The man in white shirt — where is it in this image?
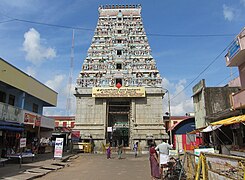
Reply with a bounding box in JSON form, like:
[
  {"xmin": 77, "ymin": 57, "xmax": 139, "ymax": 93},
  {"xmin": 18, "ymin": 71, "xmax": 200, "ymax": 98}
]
[{"xmin": 155, "ymin": 139, "xmax": 173, "ymax": 177}]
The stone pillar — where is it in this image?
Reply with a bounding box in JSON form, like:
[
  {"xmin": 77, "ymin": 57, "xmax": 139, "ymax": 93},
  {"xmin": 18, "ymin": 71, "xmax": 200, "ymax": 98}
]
[
  {"xmin": 132, "ymin": 99, "xmax": 136, "ymax": 123},
  {"xmin": 102, "ymin": 99, "xmax": 107, "ymax": 140},
  {"xmin": 130, "ymin": 99, "xmax": 136, "ymax": 148}
]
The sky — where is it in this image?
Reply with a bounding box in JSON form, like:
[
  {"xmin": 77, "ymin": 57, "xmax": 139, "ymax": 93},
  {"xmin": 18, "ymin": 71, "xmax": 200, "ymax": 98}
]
[{"xmin": 0, "ymin": 0, "xmax": 244, "ymax": 116}]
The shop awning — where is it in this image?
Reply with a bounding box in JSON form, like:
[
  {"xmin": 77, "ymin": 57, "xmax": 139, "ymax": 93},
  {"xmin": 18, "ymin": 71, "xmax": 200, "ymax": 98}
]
[
  {"xmin": 211, "ymin": 115, "xmax": 245, "ymax": 126},
  {"xmin": 201, "ymin": 125, "xmax": 223, "ymax": 133},
  {"xmin": 0, "ymin": 126, "xmax": 24, "ymax": 132},
  {"xmin": 188, "ymin": 127, "xmax": 206, "ymax": 134},
  {"xmin": 168, "ymin": 121, "xmax": 181, "ymax": 132},
  {"xmin": 0, "ymin": 121, "xmax": 24, "ymax": 132}
]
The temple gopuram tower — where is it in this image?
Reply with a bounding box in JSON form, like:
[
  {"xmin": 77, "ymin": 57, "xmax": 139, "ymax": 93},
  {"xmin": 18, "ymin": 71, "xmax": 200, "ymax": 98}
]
[{"xmin": 74, "ymin": 4, "xmax": 168, "ymax": 151}]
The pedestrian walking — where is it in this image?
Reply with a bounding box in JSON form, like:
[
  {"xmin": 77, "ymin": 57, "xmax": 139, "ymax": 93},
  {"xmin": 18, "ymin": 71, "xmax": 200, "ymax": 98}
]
[
  {"xmin": 133, "ymin": 142, "xmax": 138, "ymax": 158},
  {"xmin": 51, "ymin": 138, "xmax": 55, "ymax": 153},
  {"xmin": 117, "ymin": 144, "xmax": 123, "ymax": 159},
  {"xmin": 106, "ymin": 144, "xmax": 111, "ymax": 159},
  {"xmin": 155, "ymin": 139, "xmax": 173, "ymax": 178},
  {"xmin": 149, "ymin": 143, "xmax": 160, "ymax": 180}
]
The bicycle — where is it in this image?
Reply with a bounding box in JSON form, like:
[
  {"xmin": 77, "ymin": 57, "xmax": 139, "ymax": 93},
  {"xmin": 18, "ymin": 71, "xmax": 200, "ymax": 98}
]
[{"xmin": 163, "ymin": 157, "xmax": 186, "ymax": 180}]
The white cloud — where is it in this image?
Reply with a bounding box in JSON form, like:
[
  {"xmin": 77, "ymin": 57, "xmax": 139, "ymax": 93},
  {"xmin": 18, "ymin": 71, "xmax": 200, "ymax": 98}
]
[
  {"xmin": 26, "ymin": 66, "xmax": 36, "ymax": 77},
  {"xmin": 43, "ymin": 75, "xmax": 76, "ymax": 116},
  {"xmin": 45, "ymin": 75, "xmax": 65, "ymax": 92},
  {"xmin": 223, "ymin": 4, "xmax": 235, "ymax": 21},
  {"xmin": 162, "ymin": 78, "xmax": 193, "ymax": 116},
  {"xmin": 23, "ymin": 28, "xmax": 56, "ymax": 65}
]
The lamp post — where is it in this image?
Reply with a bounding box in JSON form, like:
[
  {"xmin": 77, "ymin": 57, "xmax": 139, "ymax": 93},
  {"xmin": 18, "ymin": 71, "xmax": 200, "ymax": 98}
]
[{"xmin": 163, "ymin": 89, "xmax": 172, "ymax": 145}]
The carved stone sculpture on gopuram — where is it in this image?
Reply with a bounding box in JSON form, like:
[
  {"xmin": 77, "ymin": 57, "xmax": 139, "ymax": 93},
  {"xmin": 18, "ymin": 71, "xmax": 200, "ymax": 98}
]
[
  {"xmin": 74, "ymin": 4, "xmax": 167, "ymax": 151},
  {"xmin": 76, "ymin": 4, "xmax": 162, "ymax": 88}
]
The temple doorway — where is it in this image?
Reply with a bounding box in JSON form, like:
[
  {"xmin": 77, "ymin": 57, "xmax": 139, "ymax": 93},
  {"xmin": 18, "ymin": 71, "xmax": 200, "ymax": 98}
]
[{"xmin": 107, "ymin": 100, "xmax": 130, "ymax": 147}]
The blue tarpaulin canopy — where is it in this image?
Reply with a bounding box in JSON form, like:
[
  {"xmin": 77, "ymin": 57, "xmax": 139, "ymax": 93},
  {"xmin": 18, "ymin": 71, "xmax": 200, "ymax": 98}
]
[{"xmin": 0, "ymin": 121, "xmax": 24, "ymax": 132}]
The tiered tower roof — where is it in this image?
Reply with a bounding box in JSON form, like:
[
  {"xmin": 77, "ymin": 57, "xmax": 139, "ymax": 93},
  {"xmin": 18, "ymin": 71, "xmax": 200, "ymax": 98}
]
[{"xmin": 76, "ymin": 4, "xmax": 162, "ymax": 88}]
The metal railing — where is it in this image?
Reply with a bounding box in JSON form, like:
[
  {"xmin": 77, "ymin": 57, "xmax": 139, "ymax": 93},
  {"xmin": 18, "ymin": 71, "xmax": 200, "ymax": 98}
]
[{"xmin": 181, "ymin": 151, "xmax": 245, "ymax": 180}]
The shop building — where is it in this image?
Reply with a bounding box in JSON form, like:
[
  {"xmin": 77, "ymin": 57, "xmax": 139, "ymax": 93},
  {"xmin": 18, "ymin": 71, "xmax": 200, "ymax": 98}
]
[
  {"xmin": 48, "ymin": 116, "xmax": 75, "ymax": 150},
  {"xmin": 164, "ymin": 115, "xmax": 196, "ymax": 146},
  {"xmin": 168, "ymin": 116, "xmax": 202, "ymax": 151},
  {"xmin": 0, "ymin": 58, "xmax": 57, "ymax": 156},
  {"xmin": 191, "ymin": 28, "xmax": 245, "ymax": 156},
  {"xmin": 74, "ymin": 4, "xmax": 167, "ymax": 151}
]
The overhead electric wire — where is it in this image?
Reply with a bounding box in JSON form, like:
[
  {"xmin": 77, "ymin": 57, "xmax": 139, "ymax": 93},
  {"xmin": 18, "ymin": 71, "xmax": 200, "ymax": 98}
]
[
  {"xmin": 0, "ymin": 11, "xmax": 238, "ymax": 100},
  {"xmin": 216, "ymin": 70, "xmax": 238, "ymax": 86},
  {"xmin": 13, "ymin": 18, "xmax": 95, "ymax": 31},
  {"xmin": 0, "ymin": 19, "xmax": 15, "ymax": 24},
  {"xmin": 170, "ymin": 40, "xmax": 234, "ymax": 101},
  {"xmin": 0, "ymin": 11, "xmax": 94, "ymax": 31},
  {"xmin": 147, "ymin": 33, "xmax": 235, "ymax": 37},
  {"xmin": 0, "ymin": 11, "xmax": 236, "ymax": 37}
]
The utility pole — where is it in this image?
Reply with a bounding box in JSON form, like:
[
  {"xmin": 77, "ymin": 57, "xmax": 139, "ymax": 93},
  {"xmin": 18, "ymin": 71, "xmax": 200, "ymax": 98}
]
[
  {"xmin": 66, "ymin": 29, "xmax": 75, "ymax": 116},
  {"xmin": 163, "ymin": 89, "xmax": 172, "ymax": 144},
  {"xmin": 167, "ymin": 90, "xmax": 172, "ymax": 145}
]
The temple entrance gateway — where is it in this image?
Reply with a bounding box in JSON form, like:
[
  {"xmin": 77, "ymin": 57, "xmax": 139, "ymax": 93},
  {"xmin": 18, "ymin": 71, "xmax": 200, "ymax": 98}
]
[
  {"xmin": 107, "ymin": 101, "xmax": 130, "ymax": 147},
  {"xmin": 74, "ymin": 5, "xmax": 168, "ymax": 152}
]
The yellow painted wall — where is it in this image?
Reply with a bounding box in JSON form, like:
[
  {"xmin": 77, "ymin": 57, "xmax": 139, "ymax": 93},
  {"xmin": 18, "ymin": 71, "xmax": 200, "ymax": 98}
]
[{"xmin": 0, "ymin": 58, "xmax": 57, "ymax": 106}]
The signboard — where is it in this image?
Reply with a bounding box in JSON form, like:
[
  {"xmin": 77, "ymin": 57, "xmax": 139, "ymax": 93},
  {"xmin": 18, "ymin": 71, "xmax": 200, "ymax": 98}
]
[
  {"xmin": 24, "ymin": 112, "xmax": 41, "ymax": 127},
  {"xmin": 113, "ymin": 122, "xmax": 129, "ymax": 128},
  {"xmin": 41, "ymin": 116, "xmax": 55, "ymax": 129},
  {"xmin": 71, "ymin": 131, "xmax": 80, "ymax": 142},
  {"xmin": 169, "ymin": 149, "xmax": 178, "ymax": 156},
  {"xmin": 54, "ymin": 138, "xmax": 64, "ymax": 158},
  {"xmin": 107, "ymin": 127, "xmax": 112, "ymax": 132},
  {"xmin": 0, "ymin": 103, "xmax": 22, "ymax": 123},
  {"xmin": 35, "ymin": 118, "xmax": 41, "ymax": 127},
  {"xmin": 20, "ymin": 138, "xmax": 27, "ymax": 148},
  {"xmin": 194, "ymin": 148, "xmax": 214, "ymax": 164},
  {"xmin": 92, "ymin": 87, "xmax": 145, "ymax": 98}
]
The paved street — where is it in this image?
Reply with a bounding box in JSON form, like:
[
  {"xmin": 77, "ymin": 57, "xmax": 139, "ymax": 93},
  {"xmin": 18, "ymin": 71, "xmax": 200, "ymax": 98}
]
[
  {"xmin": 37, "ymin": 153, "xmax": 151, "ymax": 180},
  {"xmin": 0, "ymin": 152, "xmax": 72, "ymax": 179}
]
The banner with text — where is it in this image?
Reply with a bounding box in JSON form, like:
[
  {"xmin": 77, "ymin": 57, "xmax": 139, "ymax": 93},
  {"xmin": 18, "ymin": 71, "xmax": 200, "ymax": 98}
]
[
  {"xmin": 54, "ymin": 138, "xmax": 64, "ymax": 158},
  {"xmin": 24, "ymin": 112, "xmax": 41, "ymax": 127},
  {"xmin": 92, "ymin": 87, "xmax": 145, "ymax": 98}
]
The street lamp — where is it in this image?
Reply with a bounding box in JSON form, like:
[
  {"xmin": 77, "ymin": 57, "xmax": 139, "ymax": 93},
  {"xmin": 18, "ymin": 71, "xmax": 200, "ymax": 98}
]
[{"xmin": 163, "ymin": 89, "xmax": 172, "ymax": 145}]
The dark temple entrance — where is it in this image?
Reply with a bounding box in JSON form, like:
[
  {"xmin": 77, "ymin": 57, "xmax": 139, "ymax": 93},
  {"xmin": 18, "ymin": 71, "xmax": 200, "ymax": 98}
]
[{"xmin": 107, "ymin": 100, "xmax": 130, "ymax": 147}]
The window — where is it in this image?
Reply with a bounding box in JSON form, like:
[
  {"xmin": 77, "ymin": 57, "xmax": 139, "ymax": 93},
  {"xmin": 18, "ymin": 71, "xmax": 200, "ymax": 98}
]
[
  {"xmin": 33, "ymin": 103, "xmax": 38, "ymax": 113},
  {"xmin": 116, "ymin": 63, "xmax": 122, "ymax": 69},
  {"xmin": 55, "ymin": 122, "xmax": 59, "ymax": 127},
  {"xmin": 116, "ymin": 79, "xmax": 122, "ymax": 85},
  {"xmin": 117, "ymin": 50, "xmax": 122, "ymax": 55},
  {"xmin": 63, "ymin": 122, "xmax": 67, "ymax": 127},
  {"xmin": 117, "ymin": 39, "xmax": 122, "ymax": 43},
  {"xmin": 8, "ymin": 94, "xmax": 15, "ymax": 106},
  {"xmin": 118, "ymin": 30, "xmax": 122, "ymax": 34},
  {"xmin": 0, "ymin": 91, "xmax": 6, "ymax": 103}
]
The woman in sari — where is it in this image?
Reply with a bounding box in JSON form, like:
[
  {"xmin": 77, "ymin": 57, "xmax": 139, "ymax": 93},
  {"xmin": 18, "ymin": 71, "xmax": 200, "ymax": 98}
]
[
  {"xmin": 106, "ymin": 144, "xmax": 111, "ymax": 159},
  {"xmin": 149, "ymin": 143, "xmax": 160, "ymax": 180}
]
